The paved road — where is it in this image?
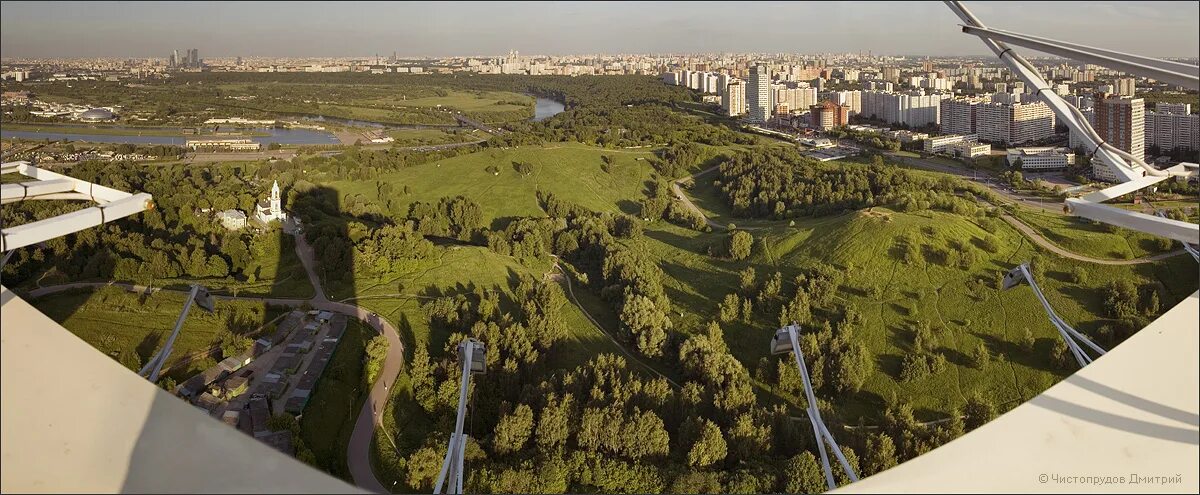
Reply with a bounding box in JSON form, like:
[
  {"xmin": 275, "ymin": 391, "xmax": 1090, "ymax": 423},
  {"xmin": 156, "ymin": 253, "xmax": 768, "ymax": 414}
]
[
  {"xmin": 999, "ymin": 213, "xmax": 1185, "ymax": 265},
  {"xmin": 671, "ymin": 165, "xmax": 734, "ymax": 230},
  {"xmin": 290, "ymin": 234, "xmax": 401, "ymax": 494}
]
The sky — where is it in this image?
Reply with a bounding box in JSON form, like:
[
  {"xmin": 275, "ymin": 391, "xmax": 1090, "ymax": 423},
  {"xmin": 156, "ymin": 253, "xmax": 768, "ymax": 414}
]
[{"xmin": 2, "ymin": 1, "xmax": 1198, "ymax": 59}]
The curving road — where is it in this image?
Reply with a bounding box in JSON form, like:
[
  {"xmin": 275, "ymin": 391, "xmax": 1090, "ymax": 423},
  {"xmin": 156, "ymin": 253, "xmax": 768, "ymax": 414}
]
[
  {"xmin": 28, "ymin": 231, "xmax": 404, "ymax": 494},
  {"xmin": 999, "ymin": 213, "xmax": 1185, "ymax": 265}
]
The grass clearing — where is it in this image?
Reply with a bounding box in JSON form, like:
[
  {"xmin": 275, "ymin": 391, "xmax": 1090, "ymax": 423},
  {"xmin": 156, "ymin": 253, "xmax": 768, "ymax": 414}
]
[
  {"xmin": 299, "ymin": 319, "xmax": 372, "ymax": 481},
  {"xmin": 327, "ymin": 144, "xmax": 657, "ymax": 225},
  {"xmin": 31, "ymin": 286, "xmax": 284, "ymax": 382}
]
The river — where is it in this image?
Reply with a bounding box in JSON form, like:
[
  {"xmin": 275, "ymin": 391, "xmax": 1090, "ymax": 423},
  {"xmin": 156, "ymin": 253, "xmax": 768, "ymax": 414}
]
[{"xmin": 0, "ymin": 97, "xmax": 566, "ymax": 145}]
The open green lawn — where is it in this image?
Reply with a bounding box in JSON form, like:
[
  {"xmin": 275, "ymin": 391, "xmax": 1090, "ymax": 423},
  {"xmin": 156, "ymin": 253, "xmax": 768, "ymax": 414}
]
[
  {"xmin": 1012, "ymin": 208, "xmax": 1178, "ymax": 260},
  {"xmin": 31, "ymin": 287, "xmax": 285, "ymax": 382},
  {"xmin": 299, "ymin": 319, "xmax": 371, "ymax": 481},
  {"xmin": 327, "ymin": 144, "xmax": 658, "ymax": 225},
  {"xmin": 385, "ymin": 128, "xmax": 485, "ymax": 147}
]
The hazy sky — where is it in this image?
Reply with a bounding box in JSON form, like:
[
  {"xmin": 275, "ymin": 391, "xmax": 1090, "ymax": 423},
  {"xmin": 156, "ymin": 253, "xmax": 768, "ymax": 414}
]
[{"xmin": 2, "ymin": 1, "xmax": 1198, "ymax": 58}]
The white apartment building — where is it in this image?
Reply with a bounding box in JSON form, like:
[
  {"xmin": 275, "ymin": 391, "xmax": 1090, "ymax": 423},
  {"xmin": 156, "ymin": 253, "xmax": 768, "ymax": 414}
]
[
  {"xmin": 772, "ymin": 86, "xmax": 817, "ymax": 113},
  {"xmin": 924, "ymin": 133, "xmax": 978, "ymax": 153},
  {"xmin": 974, "ymin": 101, "xmax": 1055, "ymax": 145},
  {"xmin": 1007, "ymin": 147, "xmax": 1076, "ymax": 171},
  {"xmin": 1145, "ymin": 103, "xmax": 1199, "ymax": 155},
  {"xmin": 831, "ymin": 90, "xmax": 862, "ymax": 116},
  {"xmin": 940, "ymin": 98, "xmax": 983, "ymax": 135},
  {"xmin": 861, "ymin": 90, "xmax": 946, "ymax": 128},
  {"xmin": 722, "ymin": 80, "xmax": 747, "ymax": 117},
  {"xmin": 747, "ymin": 65, "xmax": 771, "ymax": 123}
]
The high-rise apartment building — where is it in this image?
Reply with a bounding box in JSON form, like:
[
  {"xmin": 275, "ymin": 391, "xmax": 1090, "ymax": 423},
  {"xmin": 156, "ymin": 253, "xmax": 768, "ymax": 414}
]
[
  {"xmin": 722, "ymin": 79, "xmax": 747, "ymax": 117},
  {"xmin": 1116, "ymin": 78, "xmax": 1136, "ymax": 97},
  {"xmin": 939, "ymin": 98, "xmax": 983, "ymax": 135},
  {"xmin": 831, "ymin": 90, "xmax": 862, "ymax": 116},
  {"xmin": 810, "ymin": 101, "xmax": 850, "ymax": 130},
  {"xmin": 1092, "ymin": 94, "xmax": 1145, "ymax": 181},
  {"xmin": 1094, "ymin": 94, "xmax": 1145, "ymax": 160},
  {"xmin": 882, "ymin": 66, "xmax": 901, "ymax": 83},
  {"xmin": 747, "ymin": 65, "xmax": 771, "ymax": 123},
  {"xmin": 973, "ymin": 101, "xmax": 1055, "ymax": 145},
  {"xmin": 1145, "ymin": 102, "xmax": 1198, "ymax": 154},
  {"xmin": 860, "ymin": 90, "xmax": 946, "ymax": 127}
]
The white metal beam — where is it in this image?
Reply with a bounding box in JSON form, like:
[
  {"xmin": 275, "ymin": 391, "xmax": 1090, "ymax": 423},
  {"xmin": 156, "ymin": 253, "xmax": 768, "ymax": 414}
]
[
  {"xmin": 960, "ymin": 25, "xmax": 1199, "ymax": 90},
  {"xmin": 1, "ymin": 193, "xmax": 153, "ymax": 252},
  {"xmin": 1065, "ymin": 199, "xmax": 1199, "ymax": 245}
]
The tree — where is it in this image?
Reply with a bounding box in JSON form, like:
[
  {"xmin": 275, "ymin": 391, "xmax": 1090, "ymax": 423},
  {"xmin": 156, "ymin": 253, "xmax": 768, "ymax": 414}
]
[
  {"xmin": 783, "ymin": 452, "xmax": 826, "ymax": 494},
  {"xmin": 1019, "ymin": 328, "xmax": 1036, "ymax": 353},
  {"xmin": 405, "ymin": 445, "xmax": 445, "ymax": 491},
  {"xmin": 686, "ymin": 419, "xmax": 728, "ymax": 467},
  {"xmin": 493, "ymin": 403, "xmax": 534, "ymax": 455},
  {"xmin": 864, "ymin": 433, "xmax": 898, "ymax": 475},
  {"xmin": 619, "ymin": 294, "xmax": 671, "ymax": 357},
  {"xmin": 536, "ymin": 394, "xmax": 573, "ymax": 451},
  {"xmin": 719, "ymin": 293, "xmax": 741, "ymax": 323},
  {"xmin": 1104, "ymin": 279, "xmax": 1139, "ymax": 320},
  {"xmin": 971, "ymin": 342, "xmax": 991, "ymax": 369},
  {"xmin": 727, "ymin": 413, "xmax": 771, "ymax": 460},
  {"xmin": 728, "ymin": 230, "xmax": 753, "ymax": 260},
  {"xmin": 963, "ymin": 393, "xmax": 997, "ymax": 430},
  {"xmin": 1069, "ymin": 266, "xmax": 1089, "ymax": 285}
]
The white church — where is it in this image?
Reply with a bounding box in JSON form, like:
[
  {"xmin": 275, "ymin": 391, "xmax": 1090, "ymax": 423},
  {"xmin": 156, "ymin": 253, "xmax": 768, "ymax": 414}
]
[{"xmin": 254, "ymin": 180, "xmax": 288, "ymax": 224}]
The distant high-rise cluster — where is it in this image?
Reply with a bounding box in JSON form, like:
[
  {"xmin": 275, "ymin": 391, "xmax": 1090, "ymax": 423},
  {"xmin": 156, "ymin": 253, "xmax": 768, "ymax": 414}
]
[{"xmin": 169, "ymin": 48, "xmax": 202, "ymax": 69}]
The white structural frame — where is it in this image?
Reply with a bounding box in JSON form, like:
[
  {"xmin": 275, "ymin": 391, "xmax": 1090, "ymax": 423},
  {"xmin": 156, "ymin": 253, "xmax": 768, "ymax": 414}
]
[
  {"xmin": 433, "ymin": 339, "xmax": 486, "ymax": 495},
  {"xmin": 1001, "ymin": 264, "xmax": 1107, "ymax": 368},
  {"xmin": 138, "ymin": 284, "xmax": 214, "ymax": 383},
  {"xmin": 946, "ymin": 1, "xmax": 1200, "ymax": 246},
  {"xmin": 1145, "ymin": 198, "xmax": 1200, "ymax": 262},
  {"xmin": 1, "ymin": 161, "xmax": 154, "ymax": 252},
  {"xmin": 772, "ymin": 324, "xmax": 859, "ymax": 490}
]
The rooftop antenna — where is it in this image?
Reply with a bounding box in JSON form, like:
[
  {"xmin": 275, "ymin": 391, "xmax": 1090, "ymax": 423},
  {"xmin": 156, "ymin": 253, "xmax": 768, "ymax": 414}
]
[
  {"xmin": 433, "ymin": 339, "xmax": 487, "ymax": 495},
  {"xmin": 1001, "ymin": 263, "xmax": 1106, "ymax": 367},
  {"xmin": 771, "ymin": 324, "xmax": 859, "ymax": 489}
]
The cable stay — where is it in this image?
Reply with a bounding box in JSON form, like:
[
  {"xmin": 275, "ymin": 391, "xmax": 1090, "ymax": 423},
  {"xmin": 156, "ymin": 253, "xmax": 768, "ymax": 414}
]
[
  {"xmin": 433, "ymin": 339, "xmax": 487, "ymax": 495},
  {"xmin": 1001, "ymin": 264, "xmax": 1106, "ymax": 368},
  {"xmin": 1144, "ymin": 199, "xmax": 1200, "ymax": 262},
  {"xmin": 772, "ymin": 324, "xmax": 859, "ymax": 490},
  {"xmin": 137, "ymin": 284, "xmax": 214, "ymax": 382},
  {"xmin": 946, "ymin": 1, "xmax": 1199, "ymax": 247}
]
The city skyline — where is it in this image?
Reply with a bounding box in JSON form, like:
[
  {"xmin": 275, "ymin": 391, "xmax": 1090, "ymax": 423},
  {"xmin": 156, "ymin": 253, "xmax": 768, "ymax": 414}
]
[{"xmin": 2, "ymin": 1, "xmax": 1198, "ymax": 59}]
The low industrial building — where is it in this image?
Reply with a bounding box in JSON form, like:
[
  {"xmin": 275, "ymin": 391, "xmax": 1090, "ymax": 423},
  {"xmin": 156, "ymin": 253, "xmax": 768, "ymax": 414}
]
[
  {"xmin": 1007, "ymin": 147, "xmax": 1077, "ymax": 171},
  {"xmin": 948, "ymin": 141, "xmax": 992, "ymax": 158},
  {"xmin": 924, "ymin": 134, "xmax": 978, "ymax": 154},
  {"xmin": 186, "ymin": 139, "xmax": 262, "ymax": 151}
]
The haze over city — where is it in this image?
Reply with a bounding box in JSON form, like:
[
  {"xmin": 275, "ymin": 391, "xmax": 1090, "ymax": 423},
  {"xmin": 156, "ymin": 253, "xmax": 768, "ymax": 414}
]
[{"xmin": 2, "ymin": 1, "xmax": 1198, "ymax": 58}]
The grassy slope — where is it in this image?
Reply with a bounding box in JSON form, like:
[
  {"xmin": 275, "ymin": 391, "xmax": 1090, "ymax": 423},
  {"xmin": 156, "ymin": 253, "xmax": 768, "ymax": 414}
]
[
  {"xmin": 385, "ymin": 128, "xmax": 486, "ymax": 147},
  {"xmin": 1012, "ymin": 208, "xmax": 1176, "ymax": 260},
  {"xmin": 31, "ymin": 287, "xmax": 282, "ymax": 382},
  {"xmin": 639, "ymin": 205, "xmax": 1197, "ymax": 421},
  {"xmin": 327, "ymin": 144, "xmax": 657, "ymax": 225}
]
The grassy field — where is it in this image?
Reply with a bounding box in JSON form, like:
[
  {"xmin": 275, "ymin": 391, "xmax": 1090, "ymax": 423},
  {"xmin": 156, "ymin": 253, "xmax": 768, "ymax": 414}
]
[
  {"xmin": 1012, "ymin": 208, "xmax": 1178, "ymax": 260},
  {"xmin": 299, "ymin": 319, "xmax": 372, "ymax": 481},
  {"xmin": 385, "ymin": 128, "xmax": 485, "ymax": 147},
  {"xmin": 31, "ymin": 286, "xmax": 285, "ymax": 382},
  {"xmin": 327, "ymin": 143, "xmax": 659, "ymax": 225}
]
